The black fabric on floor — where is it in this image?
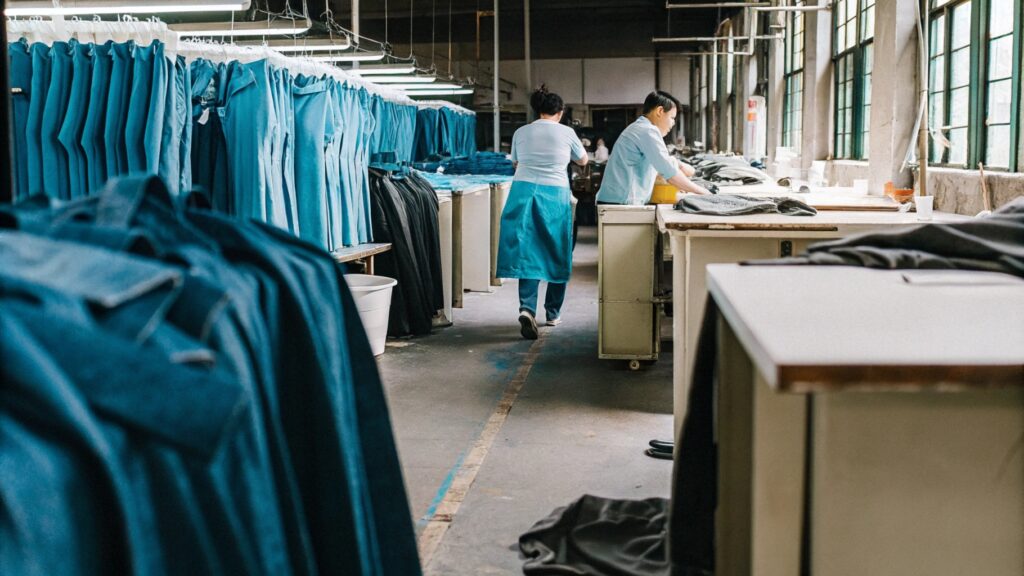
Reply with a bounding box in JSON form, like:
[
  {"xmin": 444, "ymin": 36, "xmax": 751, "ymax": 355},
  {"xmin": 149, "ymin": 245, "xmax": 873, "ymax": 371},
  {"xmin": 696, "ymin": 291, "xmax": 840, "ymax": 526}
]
[
  {"xmin": 519, "ymin": 495, "xmax": 672, "ymax": 576},
  {"xmin": 747, "ymin": 196, "xmax": 1024, "ymax": 277},
  {"xmin": 675, "ymin": 194, "xmax": 817, "ymax": 216}
]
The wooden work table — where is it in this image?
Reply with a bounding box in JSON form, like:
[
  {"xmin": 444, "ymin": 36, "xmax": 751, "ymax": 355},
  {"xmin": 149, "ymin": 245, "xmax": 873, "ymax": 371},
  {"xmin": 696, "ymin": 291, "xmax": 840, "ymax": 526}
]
[
  {"xmin": 656, "ymin": 205, "xmax": 972, "ymax": 439},
  {"xmin": 701, "ymin": 264, "xmax": 1024, "ymax": 576},
  {"xmin": 331, "ymin": 243, "xmax": 392, "ymax": 274}
]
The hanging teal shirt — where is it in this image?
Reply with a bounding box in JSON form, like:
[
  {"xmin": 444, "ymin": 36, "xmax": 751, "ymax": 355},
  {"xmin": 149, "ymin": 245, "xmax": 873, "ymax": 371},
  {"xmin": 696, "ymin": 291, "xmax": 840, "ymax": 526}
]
[
  {"xmin": 596, "ymin": 116, "xmax": 679, "ymax": 205},
  {"xmin": 510, "ymin": 119, "xmax": 586, "ymax": 187}
]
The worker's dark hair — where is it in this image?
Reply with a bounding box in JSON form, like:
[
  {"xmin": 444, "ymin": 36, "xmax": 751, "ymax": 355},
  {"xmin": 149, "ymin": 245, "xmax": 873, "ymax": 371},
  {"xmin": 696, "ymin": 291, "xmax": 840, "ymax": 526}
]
[
  {"xmin": 530, "ymin": 85, "xmax": 564, "ymax": 116},
  {"xmin": 642, "ymin": 90, "xmax": 678, "ymax": 115}
]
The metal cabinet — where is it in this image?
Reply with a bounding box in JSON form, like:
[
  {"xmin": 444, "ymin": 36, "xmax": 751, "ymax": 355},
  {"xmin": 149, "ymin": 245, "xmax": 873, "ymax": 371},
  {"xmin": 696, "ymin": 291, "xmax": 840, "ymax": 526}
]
[{"xmin": 597, "ymin": 205, "xmax": 661, "ymax": 369}]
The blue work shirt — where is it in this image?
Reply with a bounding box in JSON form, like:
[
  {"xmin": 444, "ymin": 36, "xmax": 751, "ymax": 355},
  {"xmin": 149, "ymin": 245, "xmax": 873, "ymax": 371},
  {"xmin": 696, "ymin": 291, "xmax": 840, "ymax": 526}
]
[
  {"xmin": 596, "ymin": 116, "xmax": 680, "ymax": 205},
  {"xmin": 510, "ymin": 119, "xmax": 586, "ymax": 188}
]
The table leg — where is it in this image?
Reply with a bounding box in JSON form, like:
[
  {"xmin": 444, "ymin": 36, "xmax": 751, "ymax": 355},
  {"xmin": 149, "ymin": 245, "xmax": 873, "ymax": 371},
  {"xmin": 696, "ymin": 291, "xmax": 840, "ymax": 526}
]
[{"xmin": 716, "ymin": 315, "xmax": 807, "ymax": 576}]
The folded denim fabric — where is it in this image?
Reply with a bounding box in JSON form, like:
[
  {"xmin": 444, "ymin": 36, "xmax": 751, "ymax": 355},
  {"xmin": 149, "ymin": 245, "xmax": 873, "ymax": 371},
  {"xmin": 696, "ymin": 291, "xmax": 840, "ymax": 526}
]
[{"xmin": 675, "ymin": 194, "xmax": 817, "ymax": 216}]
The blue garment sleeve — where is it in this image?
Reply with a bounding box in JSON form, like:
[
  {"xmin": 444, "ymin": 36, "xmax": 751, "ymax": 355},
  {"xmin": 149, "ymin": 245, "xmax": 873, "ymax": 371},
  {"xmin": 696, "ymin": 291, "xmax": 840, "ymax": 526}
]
[{"xmin": 638, "ymin": 126, "xmax": 679, "ymax": 180}]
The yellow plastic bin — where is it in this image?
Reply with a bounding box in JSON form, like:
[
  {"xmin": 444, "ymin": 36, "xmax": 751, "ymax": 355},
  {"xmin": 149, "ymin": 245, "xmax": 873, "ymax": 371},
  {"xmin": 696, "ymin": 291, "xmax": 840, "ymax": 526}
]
[{"xmin": 649, "ymin": 176, "xmax": 677, "ymax": 205}]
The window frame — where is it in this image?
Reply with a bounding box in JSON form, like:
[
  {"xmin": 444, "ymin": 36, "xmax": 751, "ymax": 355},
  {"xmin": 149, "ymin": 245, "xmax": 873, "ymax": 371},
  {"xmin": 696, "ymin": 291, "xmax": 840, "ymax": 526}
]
[
  {"xmin": 783, "ymin": 6, "xmax": 805, "ymax": 152},
  {"xmin": 929, "ymin": 0, "xmax": 1021, "ymax": 171},
  {"xmin": 832, "ymin": 0, "xmax": 875, "ymax": 160}
]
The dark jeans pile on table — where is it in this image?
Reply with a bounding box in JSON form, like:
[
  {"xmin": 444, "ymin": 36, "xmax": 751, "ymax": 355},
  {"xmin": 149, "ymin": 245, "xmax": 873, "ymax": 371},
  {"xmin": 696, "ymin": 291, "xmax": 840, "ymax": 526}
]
[
  {"xmin": 414, "ymin": 151, "xmax": 515, "ymax": 176},
  {"xmin": 748, "ymin": 196, "xmax": 1024, "ymax": 276},
  {"xmin": 520, "ymin": 199, "xmax": 1024, "ymax": 576},
  {"xmin": 369, "ymin": 169, "xmax": 445, "ymax": 337},
  {"xmin": 689, "ymin": 154, "xmax": 769, "ymax": 186},
  {"xmin": 675, "ymin": 194, "xmax": 817, "ymax": 216},
  {"xmin": 0, "ymin": 175, "xmax": 421, "ymax": 576}
]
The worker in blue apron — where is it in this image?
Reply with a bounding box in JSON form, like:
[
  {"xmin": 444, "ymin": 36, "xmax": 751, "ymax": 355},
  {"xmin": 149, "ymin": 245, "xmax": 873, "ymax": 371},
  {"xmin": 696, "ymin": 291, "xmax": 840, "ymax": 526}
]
[{"xmin": 497, "ymin": 87, "xmax": 588, "ymax": 340}]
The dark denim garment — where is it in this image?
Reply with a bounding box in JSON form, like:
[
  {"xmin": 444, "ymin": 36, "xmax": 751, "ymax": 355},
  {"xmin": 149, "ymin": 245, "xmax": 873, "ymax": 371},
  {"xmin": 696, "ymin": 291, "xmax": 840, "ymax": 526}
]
[
  {"xmin": 0, "ymin": 290, "xmax": 253, "ymax": 576},
  {"xmin": 0, "ymin": 175, "xmax": 420, "ymax": 575},
  {"xmin": 0, "ymin": 230, "xmax": 291, "ymax": 575}
]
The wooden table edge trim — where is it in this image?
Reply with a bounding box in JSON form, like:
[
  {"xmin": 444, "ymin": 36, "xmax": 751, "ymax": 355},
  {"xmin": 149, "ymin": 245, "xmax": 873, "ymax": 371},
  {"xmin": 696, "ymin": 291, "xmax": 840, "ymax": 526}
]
[
  {"xmin": 665, "ymin": 223, "xmax": 841, "ymax": 232},
  {"xmin": 331, "ymin": 243, "xmax": 393, "ymax": 264},
  {"xmin": 776, "ymin": 364, "xmax": 1024, "ymax": 393}
]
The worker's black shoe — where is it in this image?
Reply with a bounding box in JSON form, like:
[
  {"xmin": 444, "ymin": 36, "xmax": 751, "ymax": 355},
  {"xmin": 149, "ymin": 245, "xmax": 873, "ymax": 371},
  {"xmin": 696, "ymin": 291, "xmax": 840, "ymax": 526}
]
[
  {"xmin": 644, "ymin": 448, "xmax": 673, "ymax": 460},
  {"xmin": 648, "ymin": 439, "xmax": 674, "ymax": 452},
  {"xmin": 519, "ymin": 311, "xmax": 539, "ymax": 340}
]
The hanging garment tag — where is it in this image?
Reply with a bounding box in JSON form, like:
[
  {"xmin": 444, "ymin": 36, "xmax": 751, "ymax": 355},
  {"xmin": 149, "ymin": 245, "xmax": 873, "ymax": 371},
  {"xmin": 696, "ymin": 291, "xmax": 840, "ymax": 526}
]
[{"xmin": 198, "ymin": 108, "xmax": 211, "ymax": 126}]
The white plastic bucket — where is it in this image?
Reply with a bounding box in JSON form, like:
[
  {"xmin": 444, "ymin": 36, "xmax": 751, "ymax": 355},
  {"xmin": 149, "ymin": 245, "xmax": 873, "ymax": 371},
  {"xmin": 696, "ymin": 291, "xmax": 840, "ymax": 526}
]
[{"xmin": 344, "ymin": 274, "xmax": 398, "ymax": 357}]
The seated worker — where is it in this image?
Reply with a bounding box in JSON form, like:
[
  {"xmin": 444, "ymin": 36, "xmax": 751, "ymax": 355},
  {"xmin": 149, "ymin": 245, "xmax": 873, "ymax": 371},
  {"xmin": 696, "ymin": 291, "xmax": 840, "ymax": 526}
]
[{"xmin": 593, "ymin": 138, "xmax": 610, "ymax": 163}]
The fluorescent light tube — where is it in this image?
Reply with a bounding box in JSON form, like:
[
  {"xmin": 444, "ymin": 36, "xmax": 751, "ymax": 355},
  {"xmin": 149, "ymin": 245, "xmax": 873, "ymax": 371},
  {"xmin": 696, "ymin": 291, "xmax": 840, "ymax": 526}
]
[
  {"xmin": 5, "ymin": 0, "xmax": 249, "ymax": 16},
  {"xmin": 392, "ymin": 82, "xmax": 462, "ymax": 90},
  {"xmin": 404, "ymin": 88, "xmax": 474, "ymax": 96},
  {"xmin": 347, "ymin": 65, "xmax": 418, "ymax": 75},
  {"xmin": 171, "ymin": 18, "xmax": 311, "ymax": 37},
  {"xmin": 310, "ymin": 52, "xmax": 386, "ymax": 62},
  {"xmin": 363, "ymin": 75, "xmax": 436, "ymax": 83},
  {"xmin": 238, "ymin": 37, "xmax": 351, "ymax": 52}
]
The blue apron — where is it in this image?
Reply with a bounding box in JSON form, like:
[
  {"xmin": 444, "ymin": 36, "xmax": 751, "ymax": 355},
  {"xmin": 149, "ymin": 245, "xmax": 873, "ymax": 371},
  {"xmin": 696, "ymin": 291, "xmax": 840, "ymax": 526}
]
[{"xmin": 496, "ymin": 180, "xmax": 573, "ymax": 283}]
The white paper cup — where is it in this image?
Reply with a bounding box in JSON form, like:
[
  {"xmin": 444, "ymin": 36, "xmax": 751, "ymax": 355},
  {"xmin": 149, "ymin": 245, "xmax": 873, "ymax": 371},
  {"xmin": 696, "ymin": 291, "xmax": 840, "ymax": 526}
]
[
  {"xmin": 852, "ymin": 179, "xmax": 869, "ymax": 195},
  {"xmin": 914, "ymin": 195, "xmax": 934, "ymax": 221}
]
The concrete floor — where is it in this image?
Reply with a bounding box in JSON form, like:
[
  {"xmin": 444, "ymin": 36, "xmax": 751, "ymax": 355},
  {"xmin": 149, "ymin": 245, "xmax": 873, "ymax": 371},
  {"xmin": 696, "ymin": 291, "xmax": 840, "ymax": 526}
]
[{"xmin": 378, "ymin": 226, "xmax": 674, "ymax": 575}]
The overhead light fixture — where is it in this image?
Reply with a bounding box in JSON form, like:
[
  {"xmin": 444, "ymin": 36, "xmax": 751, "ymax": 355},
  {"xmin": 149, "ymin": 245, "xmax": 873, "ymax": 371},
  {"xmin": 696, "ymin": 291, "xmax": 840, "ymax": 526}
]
[
  {"xmin": 364, "ymin": 75, "xmax": 436, "ymax": 84},
  {"xmin": 238, "ymin": 37, "xmax": 351, "ymax": 52},
  {"xmin": 393, "ymin": 83, "xmax": 463, "ymax": 90},
  {"xmin": 5, "ymin": 0, "xmax": 250, "ymax": 16},
  {"xmin": 171, "ymin": 17, "xmax": 312, "ymax": 37},
  {"xmin": 346, "ymin": 64, "xmax": 418, "ymax": 75},
  {"xmin": 310, "ymin": 52, "xmax": 387, "ymax": 62},
  {"xmin": 403, "ymin": 88, "xmax": 474, "ymax": 96}
]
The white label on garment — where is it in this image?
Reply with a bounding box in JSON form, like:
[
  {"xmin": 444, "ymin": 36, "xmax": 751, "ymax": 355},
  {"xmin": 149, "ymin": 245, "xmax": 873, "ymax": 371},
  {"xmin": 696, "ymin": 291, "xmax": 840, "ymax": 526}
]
[{"xmin": 198, "ymin": 108, "xmax": 210, "ymax": 126}]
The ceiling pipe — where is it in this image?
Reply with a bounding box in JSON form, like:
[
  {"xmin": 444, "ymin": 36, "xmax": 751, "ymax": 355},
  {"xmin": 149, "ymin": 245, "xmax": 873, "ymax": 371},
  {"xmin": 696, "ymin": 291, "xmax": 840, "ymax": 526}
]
[
  {"xmin": 666, "ymin": 2, "xmax": 768, "ymax": 8},
  {"xmin": 653, "ymin": 2, "xmax": 823, "ymax": 51},
  {"xmin": 653, "ymin": 35, "xmax": 780, "ymax": 43}
]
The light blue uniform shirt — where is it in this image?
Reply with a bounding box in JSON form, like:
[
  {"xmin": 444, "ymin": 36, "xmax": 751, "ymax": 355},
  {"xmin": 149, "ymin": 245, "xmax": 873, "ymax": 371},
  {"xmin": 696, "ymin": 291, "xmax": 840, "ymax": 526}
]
[
  {"xmin": 596, "ymin": 116, "xmax": 679, "ymax": 205},
  {"xmin": 510, "ymin": 119, "xmax": 586, "ymax": 187}
]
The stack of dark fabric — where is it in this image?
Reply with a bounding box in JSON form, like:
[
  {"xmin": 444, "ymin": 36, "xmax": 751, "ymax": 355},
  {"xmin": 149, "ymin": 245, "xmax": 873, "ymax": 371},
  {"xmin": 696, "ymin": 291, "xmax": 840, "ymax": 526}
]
[
  {"xmin": 369, "ymin": 169, "xmax": 445, "ymax": 337},
  {"xmin": 0, "ymin": 176, "xmax": 421, "ymax": 576},
  {"xmin": 691, "ymin": 154, "xmax": 769, "ymax": 186},
  {"xmin": 675, "ymin": 194, "xmax": 817, "ymax": 216}
]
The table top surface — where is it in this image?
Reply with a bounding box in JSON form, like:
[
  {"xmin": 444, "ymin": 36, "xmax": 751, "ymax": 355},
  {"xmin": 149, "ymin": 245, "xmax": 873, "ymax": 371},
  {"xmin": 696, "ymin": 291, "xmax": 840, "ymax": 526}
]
[
  {"xmin": 657, "ymin": 204, "xmax": 969, "ymax": 232},
  {"xmin": 434, "ymin": 184, "xmax": 491, "ymax": 196},
  {"xmin": 706, "ymin": 264, "xmax": 1024, "ymax": 392},
  {"xmin": 331, "ymin": 243, "xmax": 393, "ymax": 263}
]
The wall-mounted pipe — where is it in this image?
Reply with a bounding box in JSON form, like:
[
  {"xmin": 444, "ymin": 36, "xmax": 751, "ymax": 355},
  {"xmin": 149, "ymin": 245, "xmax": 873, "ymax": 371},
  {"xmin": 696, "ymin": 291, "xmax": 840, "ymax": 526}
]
[
  {"xmin": 493, "ymin": 0, "xmax": 500, "ymax": 152},
  {"xmin": 352, "ymin": 0, "xmax": 359, "ymax": 43}
]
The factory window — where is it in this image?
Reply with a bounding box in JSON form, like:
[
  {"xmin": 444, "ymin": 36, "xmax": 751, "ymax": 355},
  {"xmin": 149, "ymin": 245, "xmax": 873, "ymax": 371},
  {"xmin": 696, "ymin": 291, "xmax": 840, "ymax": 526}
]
[
  {"xmin": 833, "ymin": 0, "xmax": 874, "ymax": 160},
  {"xmin": 783, "ymin": 5, "xmax": 805, "ymax": 152},
  {"xmin": 982, "ymin": 0, "xmax": 1019, "ymax": 169},
  {"xmin": 929, "ymin": 0, "xmax": 1021, "ymax": 170}
]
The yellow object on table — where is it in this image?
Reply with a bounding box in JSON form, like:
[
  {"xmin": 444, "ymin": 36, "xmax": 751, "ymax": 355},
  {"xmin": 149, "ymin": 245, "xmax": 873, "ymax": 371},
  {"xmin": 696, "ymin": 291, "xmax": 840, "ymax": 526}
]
[{"xmin": 650, "ymin": 175, "xmax": 678, "ymax": 205}]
